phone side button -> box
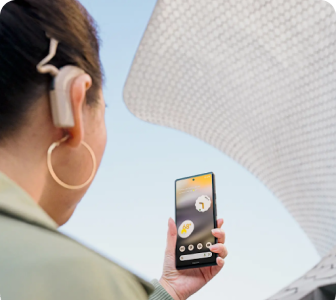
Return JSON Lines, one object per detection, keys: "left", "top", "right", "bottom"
{"left": 216, "top": 195, "right": 218, "bottom": 214}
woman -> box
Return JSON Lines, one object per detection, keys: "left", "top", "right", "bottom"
{"left": 0, "top": 1, "right": 228, "bottom": 299}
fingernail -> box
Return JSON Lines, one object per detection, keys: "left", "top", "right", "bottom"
{"left": 210, "top": 245, "right": 219, "bottom": 251}
{"left": 217, "top": 257, "right": 224, "bottom": 266}
{"left": 212, "top": 229, "right": 220, "bottom": 234}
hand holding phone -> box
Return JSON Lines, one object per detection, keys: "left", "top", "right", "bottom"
{"left": 158, "top": 172, "right": 227, "bottom": 300}
{"left": 159, "top": 218, "right": 227, "bottom": 300}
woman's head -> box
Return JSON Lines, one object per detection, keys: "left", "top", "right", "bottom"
{"left": 0, "top": 0, "right": 107, "bottom": 225}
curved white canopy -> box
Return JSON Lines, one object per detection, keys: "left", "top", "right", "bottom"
{"left": 124, "top": 0, "right": 336, "bottom": 257}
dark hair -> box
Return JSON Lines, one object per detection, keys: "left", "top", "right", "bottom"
{"left": 0, "top": 0, "right": 103, "bottom": 141}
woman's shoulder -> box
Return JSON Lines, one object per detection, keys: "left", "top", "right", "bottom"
{"left": 0, "top": 213, "right": 153, "bottom": 300}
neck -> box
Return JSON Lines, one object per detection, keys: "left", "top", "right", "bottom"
{"left": 0, "top": 97, "right": 58, "bottom": 203}
{"left": 0, "top": 135, "right": 48, "bottom": 203}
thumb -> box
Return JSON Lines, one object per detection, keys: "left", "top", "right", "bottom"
{"left": 165, "top": 218, "right": 177, "bottom": 258}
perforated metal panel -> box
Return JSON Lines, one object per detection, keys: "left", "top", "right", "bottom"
{"left": 124, "top": 0, "right": 336, "bottom": 257}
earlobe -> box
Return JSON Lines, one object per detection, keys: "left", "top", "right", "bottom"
{"left": 67, "top": 74, "right": 92, "bottom": 148}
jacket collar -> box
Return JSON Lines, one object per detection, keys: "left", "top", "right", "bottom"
{"left": 0, "top": 172, "right": 58, "bottom": 230}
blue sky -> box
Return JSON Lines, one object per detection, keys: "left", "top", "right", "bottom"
{"left": 61, "top": 1, "right": 320, "bottom": 299}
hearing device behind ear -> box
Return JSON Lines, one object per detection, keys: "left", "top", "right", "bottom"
{"left": 50, "top": 65, "right": 85, "bottom": 128}
{"left": 37, "top": 37, "right": 85, "bottom": 128}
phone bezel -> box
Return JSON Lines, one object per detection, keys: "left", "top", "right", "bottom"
{"left": 175, "top": 172, "right": 218, "bottom": 270}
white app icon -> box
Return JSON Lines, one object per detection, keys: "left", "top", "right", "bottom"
{"left": 195, "top": 195, "right": 211, "bottom": 212}
{"left": 197, "top": 243, "right": 203, "bottom": 250}
{"left": 188, "top": 244, "right": 194, "bottom": 251}
{"left": 178, "top": 220, "right": 195, "bottom": 238}
{"left": 179, "top": 246, "right": 185, "bottom": 252}
{"left": 206, "top": 242, "right": 212, "bottom": 248}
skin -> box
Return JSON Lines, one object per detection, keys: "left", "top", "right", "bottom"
{"left": 160, "top": 218, "right": 228, "bottom": 300}
{"left": 0, "top": 74, "right": 228, "bottom": 300}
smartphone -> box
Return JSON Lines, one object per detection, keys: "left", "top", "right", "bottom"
{"left": 175, "top": 172, "right": 218, "bottom": 270}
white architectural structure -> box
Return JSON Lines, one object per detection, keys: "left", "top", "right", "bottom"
{"left": 123, "top": 0, "right": 336, "bottom": 298}
{"left": 268, "top": 247, "right": 336, "bottom": 299}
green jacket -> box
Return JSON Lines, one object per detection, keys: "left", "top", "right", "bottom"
{"left": 0, "top": 172, "right": 173, "bottom": 300}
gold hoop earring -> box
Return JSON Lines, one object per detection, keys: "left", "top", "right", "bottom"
{"left": 47, "top": 136, "right": 97, "bottom": 190}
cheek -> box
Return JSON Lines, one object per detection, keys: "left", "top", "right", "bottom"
{"left": 88, "top": 111, "right": 107, "bottom": 166}
{"left": 96, "top": 120, "right": 107, "bottom": 164}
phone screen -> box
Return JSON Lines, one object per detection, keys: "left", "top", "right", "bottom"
{"left": 175, "top": 172, "right": 217, "bottom": 269}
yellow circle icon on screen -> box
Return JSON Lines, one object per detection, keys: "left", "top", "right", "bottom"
{"left": 178, "top": 220, "right": 195, "bottom": 238}
{"left": 195, "top": 195, "right": 211, "bottom": 212}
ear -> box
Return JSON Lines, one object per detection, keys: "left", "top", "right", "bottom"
{"left": 67, "top": 74, "right": 92, "bottom": 148}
